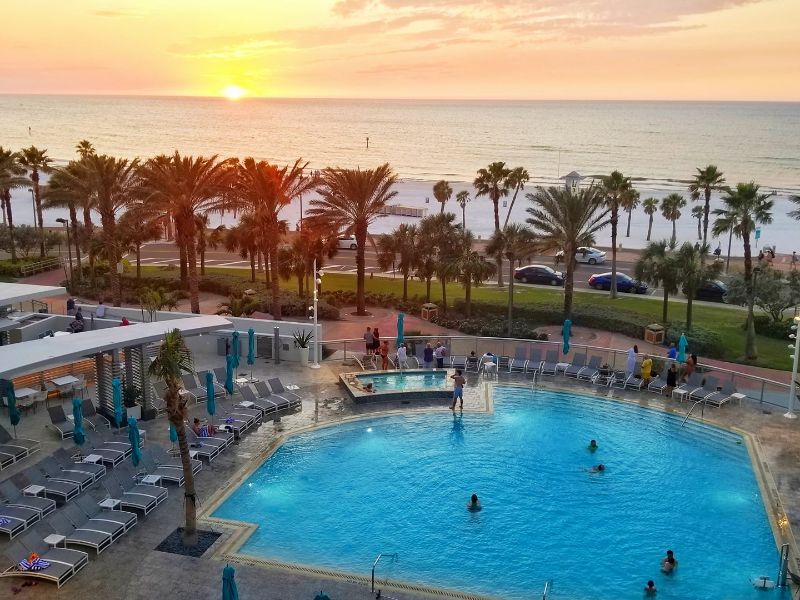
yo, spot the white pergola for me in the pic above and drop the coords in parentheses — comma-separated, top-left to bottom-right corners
(0, 282, 67, 307)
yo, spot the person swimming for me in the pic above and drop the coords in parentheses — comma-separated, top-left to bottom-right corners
(467, 493, 482, 512)
(644, 580, 657, 596)
(589, 464, 605, 473)
(660, 549, 678, 573)
(588, 439, 598, 452)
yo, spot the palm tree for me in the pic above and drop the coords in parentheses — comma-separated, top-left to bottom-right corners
(621, 188, 640, 238)
(486, 223, 536, 335)
(526, 185, 609, 319)
(503, 166, 530, 228)
(642, 197, 658, 242)
(117, 208, 162, 280)
(788, 195, 800, 220)
(216, 294, 259, 317)
(195, 214, 224, 276)
(688, 165, 726, 247)
(75, 140, 95, 159)
(376, 224, 418, 301)
(224, 215, 260, 283)
(44, 161, 89, 281)
(433, 180, 452, 214)
(0, 147, 28, 263)
(139, 152, 233, 314)
(600, 171, 631, 298)
(417, 213, 461, 312)
(677, 241, 720, 329)
(231, 158, 315, 320)
(452, 230, 495, 317)
(712, 182, 774, 359)
(456, 190, 470, 229)
(148, 329, 199, 544)
(307, 164, 398, 315)
(634, 240, 680, 323)
(660, 193, 686, 244)
(17, 146, 53, 257)
(691, 205, 704, 240)
(474, 161, 511, 286)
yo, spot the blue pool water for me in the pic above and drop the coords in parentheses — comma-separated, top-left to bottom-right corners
(356, 371, 447, 391)
(213, 387, 778, 600)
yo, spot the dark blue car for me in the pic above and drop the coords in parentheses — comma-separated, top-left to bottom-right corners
(588, 272, 648, 293)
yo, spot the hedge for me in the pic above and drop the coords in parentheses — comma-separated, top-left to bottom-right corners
(750, 315, 793, 340)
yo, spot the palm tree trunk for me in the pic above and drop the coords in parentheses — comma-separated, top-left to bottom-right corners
(425, 278, 431, 302)
(626, 209, 632, 237)
(179, 241, 188, 286)
(696, 218, 701, 240)
(172, 420, 198, 543)
(503, 185, 521, 228)
(662, 288, 669, 324)
(402, 274, 408, 301)
(269, 243, 282, 320)
(440, 277, 447, 314)
(465, 279, 472, 317)
(249, 250, 256, 282)
(200, 247, 206, 276)
(4, 190, 17, 262)
(646, 215, 653, 242)
(101, 213, 121, 307)
(186, 237, 201, 314)
(355, 222, 368, 315)
(493, 196, 503, 287)
(686, 294, 694, 329)
(671, 220, 677, 244)
(33, 175, 45, 258)
(83, 209, 96, 288)
(564, 254, 575, 319)
(68, 203, 81, 281)
(610, 207, 618, 298)
(507, 259, 514, 336)
(743, 232, 757, 359)
(702, 190, 711, 246)
(136, 244, 142, 280)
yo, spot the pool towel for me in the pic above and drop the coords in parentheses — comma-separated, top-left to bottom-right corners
(0, 517, 11, 526)
(19, 558, 50, 571)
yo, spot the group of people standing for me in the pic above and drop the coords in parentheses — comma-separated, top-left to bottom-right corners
(362, 326, 390, 370)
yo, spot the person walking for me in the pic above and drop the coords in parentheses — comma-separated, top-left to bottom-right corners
(396, 344, 409, 370)
(626, 345, 638, 376)
(792, 251, 798, 270)
(363, 327, 374, 355)
(380, 340, 390, 370)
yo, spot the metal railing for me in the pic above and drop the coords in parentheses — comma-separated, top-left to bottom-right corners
(371, 552, 399, 593)
(542, 579, 553, 600)
(19, 256, 62, 276)
(321, 335, 794, 410)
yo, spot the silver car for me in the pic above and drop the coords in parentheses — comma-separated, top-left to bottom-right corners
(556, 246, 606, 265)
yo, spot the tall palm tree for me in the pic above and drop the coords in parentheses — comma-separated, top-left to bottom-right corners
(688, 165, 726, 247)
(17, 146, 53, 257)
(231, 158, 314, 320)
(44, 161, 89, 281)
(642, 197, 658, 242)
(75, 140, 95, 159)
(224, 215, 260, 283)
(0, 147, 28, 263)
(117, 208, 162, 280)
(456, 190, 470, 229)
(452, 230, 495, 317)
(422, 212, 462, 313)
(139, 152, 233, 314)
(600, 171, 631, 298)
(691, 205, 704, 240)
(660, 193, 686, 245)
(307, 164, 398, 315)
(474, 161, 511, 286)
(486, 223, 536, 335)
(194, 214, 224, 276)
(712, 182, 773, 359)
(526, 185, 609, 319)
(503, 166, 530, 228)
(432, 180, 452, 214)
(634, 240, 680, 323)
(376, 224, 418, 301)
(148, 329, 199, 544)
(677, 241, 720, 329)
(621, 188, 640, 238)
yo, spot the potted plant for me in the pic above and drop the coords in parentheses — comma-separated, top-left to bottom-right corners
(292, 330, 314, 366)
(123, 384, 142, 420)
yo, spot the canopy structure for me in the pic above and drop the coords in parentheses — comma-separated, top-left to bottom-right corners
(0, 283, 67, 307)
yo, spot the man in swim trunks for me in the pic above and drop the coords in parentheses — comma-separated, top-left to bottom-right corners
(660, 549, 678, 573)
(450, 369, 466, 410)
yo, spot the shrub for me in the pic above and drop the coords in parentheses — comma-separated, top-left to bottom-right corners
(664, 325, 724, 359)
(0, 256, 52, 277)
(750, 315, 793, 340)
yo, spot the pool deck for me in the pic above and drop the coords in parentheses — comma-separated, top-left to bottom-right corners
(2, 362, 800, 599)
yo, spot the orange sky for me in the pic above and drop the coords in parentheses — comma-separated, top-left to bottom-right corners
(2, 0, 798, 100)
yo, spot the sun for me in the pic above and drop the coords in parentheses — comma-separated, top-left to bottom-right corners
(222, 85, 246, 100)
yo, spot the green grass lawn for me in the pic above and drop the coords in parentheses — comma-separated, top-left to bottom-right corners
(139, 265, 791, 370)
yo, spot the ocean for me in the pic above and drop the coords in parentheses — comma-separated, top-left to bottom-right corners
(1, 96, 799, 255)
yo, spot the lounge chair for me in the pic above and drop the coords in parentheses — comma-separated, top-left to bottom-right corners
(465, 354, 480, 373)
(702, 382, 737, 407)
(19, 467, 80, 504)
(216, 411, 255, 440)
(36, 456, 95, 491)
(105, 466, 167, 515)
(526, 349, 543, 377)
(180, 373, 203, 403)
(451, 355, 467, 369)
(52, 448, 106, 480)
(496, 355, 511, 371)
(139, 454, 185, 486)
(81, 399, 111, 430)
(62, 503, 126, 544)
(258, 381, 300, 413)
(564, 353, 587, 378)
(509, 347, 528, 373)
(608, 369, 631, 388)
(673, 373, 704, 401)
(540, 350, 560, 377)
(197, 370, 226, 401)
(186, 426, 229, 462)
(267, 378, 303, 404)
(0, 425, 40, 467)
(0, 481, 56, 518)
(647, 367, 670, 395)
(147, 445, 202, 476)
(625, 366, 646, 390)
(46, 406, 74, 439)
(0, 449, 14, 470)
(0, 529, 88, 587)
(46, 511, 113, 554)
(74, 495, 137, 535)
(689, 376, 720, 402)
(0, 500, 39, 539)
(239, 386, 280, 418)
(578, 356, 603, 381)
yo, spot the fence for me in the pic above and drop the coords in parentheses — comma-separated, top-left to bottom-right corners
(19, 256, 62, 276)
(321, 335, 795, 410)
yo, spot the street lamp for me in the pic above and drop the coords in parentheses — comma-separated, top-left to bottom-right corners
(55, 218, 74, 286)
(785, 315, 800, 419)
(308, 259, 322, 369)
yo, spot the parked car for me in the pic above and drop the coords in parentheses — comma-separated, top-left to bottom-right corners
(337, 237, 358, 250)
(695, 280, 727, 302)
(587, 272, 648, 293)
(514, 265, 565, 286)
(555, 246, 606, 265)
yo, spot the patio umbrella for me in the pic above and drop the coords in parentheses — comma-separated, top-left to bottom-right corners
(396, 312, 405, 347)
(206, 370, 216, 423)
(71, 397, 86, 450)
(562, 319, 572, 355)
(2, 379, 20, 438)
(247, 328, 255, 380)
(677, 333, 688, 363)
(112, 378, 123, 430)
(225, 354, 235, 396)
(128, 416, 141, 467)
(169, 423, 178, 451)
(231, 331, 241, 369)
(222, 564, 240, 600)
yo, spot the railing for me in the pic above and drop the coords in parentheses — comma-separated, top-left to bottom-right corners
(681, 399, 706, 426)
(321, 335, 794, 410)
(371, 552, 399, 594)
(19, 256, 62, 276)
(542, 579, 553, 600)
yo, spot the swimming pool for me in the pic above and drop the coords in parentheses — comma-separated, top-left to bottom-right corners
(213, 386, 777, 599)
(356, 371, 448, 391)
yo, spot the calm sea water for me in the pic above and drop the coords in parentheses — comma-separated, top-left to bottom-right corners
(1, 96, 798, 251)
(213, 387, 776, 600)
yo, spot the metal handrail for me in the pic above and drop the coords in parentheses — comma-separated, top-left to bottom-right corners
(681, 399, 706, 426)
(542, 579, 553, 599)
(371, 552, 399, 593)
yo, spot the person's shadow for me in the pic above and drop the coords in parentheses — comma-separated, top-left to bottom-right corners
(450, 411, 465, 446)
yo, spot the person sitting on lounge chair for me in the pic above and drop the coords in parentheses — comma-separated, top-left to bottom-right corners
(192, 418, 217, 437)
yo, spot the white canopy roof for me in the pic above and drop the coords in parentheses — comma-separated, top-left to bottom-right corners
(0, 315, 230, 379)
(0, 282, 67, 306)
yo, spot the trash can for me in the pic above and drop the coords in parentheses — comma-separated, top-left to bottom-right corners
(421, 303, 438, 321)
(644, 324, 665, 345)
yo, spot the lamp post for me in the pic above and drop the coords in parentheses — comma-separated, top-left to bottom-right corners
(56, 218, 73, 286)
(309, 258, 321, 369)
(785, 315, 800, 419)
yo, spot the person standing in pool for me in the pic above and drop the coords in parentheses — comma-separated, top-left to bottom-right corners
(660, 550, 678, 573)
(467, 493, 481, 511)
(450, 369, 466, 410)
(644, 580, 657, 596)
(588, 439, 598, 452)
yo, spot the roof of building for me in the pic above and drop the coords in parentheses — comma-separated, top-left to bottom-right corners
(0, 282, 67, 306)
(560, 171, 584, 180)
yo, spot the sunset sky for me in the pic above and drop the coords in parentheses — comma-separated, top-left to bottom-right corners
(3, 0, 798, 100)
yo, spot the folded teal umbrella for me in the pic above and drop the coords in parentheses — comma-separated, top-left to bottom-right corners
(128, 416, 141, 467)
(247, 328, 255, 366)
(562, 319, 572, 355)
(225, 354, 235, 396)
(2, 379, 20, 438)
(112, 378, 123, 430)
(396, 312, 405, 346)
(72, 397, 86, 448)
(678, 333, 688, 363)
(231, 331, 240, 369)
(206, 370, 216, 422)
(169, 423, 178, 444)
(222, 564, 240, 600)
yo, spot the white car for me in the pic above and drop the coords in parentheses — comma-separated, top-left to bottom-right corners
(556, 246, 606, 265)
(337, 237, 358, 250)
